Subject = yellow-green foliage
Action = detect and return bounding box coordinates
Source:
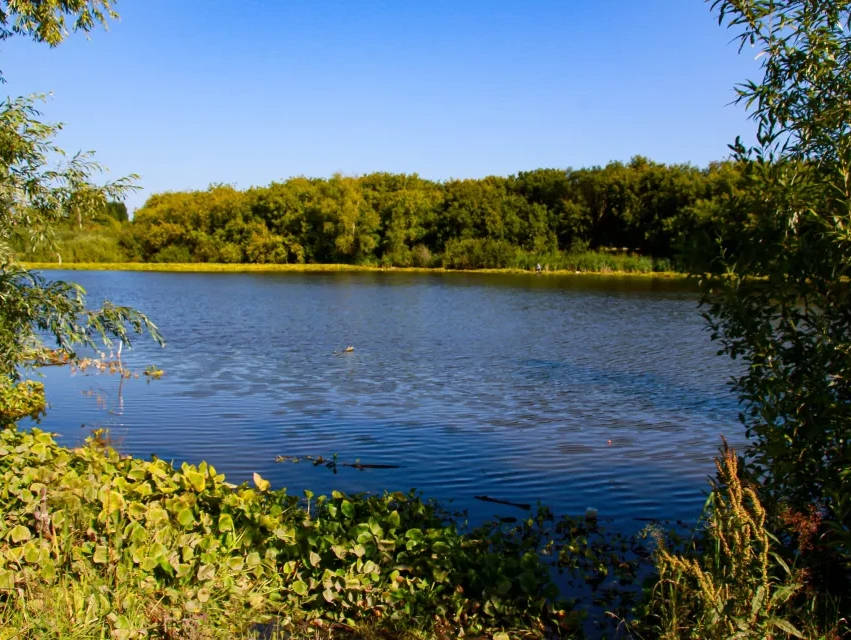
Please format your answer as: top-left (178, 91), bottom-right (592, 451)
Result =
top-left (0, 426), bottom-right (581, 639)
top-left (0, 381), bottom-right (45, 425)
top-left (649, 448), bottom-right (806, 639)
top-left (22, 261), bottom-right (685, 278)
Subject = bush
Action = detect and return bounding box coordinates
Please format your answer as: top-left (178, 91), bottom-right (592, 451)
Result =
top-left (152, 245), bottom-right (192, 263)
top-left (17, 228), bottom-right (129, 263)
top-left (441, 238), bottom-right (518, 269)
top-left (380, 248), bottom-right (411, 267)
top-left (218, 243), bottom-right (243, 264)
top-left (411, 244), bottom-right (432, 268)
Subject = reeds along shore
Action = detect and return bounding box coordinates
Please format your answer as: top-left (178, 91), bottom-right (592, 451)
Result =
top-left (20, 261), bottom-right (685, 277)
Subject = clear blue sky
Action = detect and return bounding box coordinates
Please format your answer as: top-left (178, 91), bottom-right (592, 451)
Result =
top-left (3, 0), bottom-right (759, 212)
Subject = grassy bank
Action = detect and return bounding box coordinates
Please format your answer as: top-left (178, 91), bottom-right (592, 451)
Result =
top-left (21, 261), bottom-right (686, 278)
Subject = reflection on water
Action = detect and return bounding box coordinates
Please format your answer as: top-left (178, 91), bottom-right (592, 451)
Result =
top-left (33, 270), bottom-right (745, 524)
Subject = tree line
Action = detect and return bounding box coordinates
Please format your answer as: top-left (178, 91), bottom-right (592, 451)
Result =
top-left (21, 157), bottom-right (746, 271)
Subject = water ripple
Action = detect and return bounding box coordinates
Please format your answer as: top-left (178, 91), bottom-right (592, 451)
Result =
top-left (34, 271), bottom-right (745, 524)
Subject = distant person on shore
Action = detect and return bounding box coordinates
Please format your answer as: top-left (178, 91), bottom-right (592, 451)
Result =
top-left (535, 263), bottom-right (542, 274)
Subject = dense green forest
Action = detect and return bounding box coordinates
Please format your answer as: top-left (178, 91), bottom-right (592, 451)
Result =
top-left (18, 157), bottom-right (745, 272)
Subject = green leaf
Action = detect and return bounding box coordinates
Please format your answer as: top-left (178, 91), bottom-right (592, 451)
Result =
top-left (24, 545), bottom-right (40, 564)
top-left (145, 507), bottom-right (168, 526)
top-left (184, 469), bottom-right (206, 492)
top-left (40, 559), bottom-right (56, 581)
top-left (9, 525), bottom-right (31, 543)
top-left (197, 564), bottom-right (215, 581)
top-left (253, 472), bottom-right (270, 492)
top-left (386, 510), bottom-right (400, 528)
top-left (127, 502), bottom-right (146, 519)
top-left (101, 490), bottom-right (125, 514)
top-left (93, 545), bottom-right (108, 564)
top-left (177, 508), bottom-right (195, 528)
top-left (291, 580), bottom-right (308, 596)
top-left (405, 528), bottom-right (423, 542)
top-left (519, 570), bottom-right (538, 593)
top-left (340, 500), bottom-right (354, 518)
top-left (0, 570), bottom-right (14, 590)
top-left (769, 618), bottom-right (804, 638)
top-left (218, 513), bottom-right (234, 533)
top-left (309, 551), bottom-right (321, 567)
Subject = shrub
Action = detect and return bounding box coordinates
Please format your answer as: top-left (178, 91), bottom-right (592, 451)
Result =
top-left (410, 244), bottom-right (432, 268)
top-left (152, 245), bottom-right (192, 263)
top-left (218, 243), bottom-right (243, 264)
top-left (441, 238), bottom-right (518, 269)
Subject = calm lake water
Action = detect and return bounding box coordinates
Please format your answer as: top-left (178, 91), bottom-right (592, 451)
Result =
top-left (32, 270), bottom-right (745, 525)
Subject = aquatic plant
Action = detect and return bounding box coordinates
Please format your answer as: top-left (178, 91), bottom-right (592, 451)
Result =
top-left (144, 365), bottom-right (164, 379)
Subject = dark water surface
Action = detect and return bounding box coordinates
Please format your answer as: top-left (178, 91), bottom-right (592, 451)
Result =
top-left (33, 270), bottom-right (745, 525)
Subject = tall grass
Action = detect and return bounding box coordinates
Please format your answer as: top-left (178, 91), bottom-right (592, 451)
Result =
top-left (644, 444), bottom-right (849, 639)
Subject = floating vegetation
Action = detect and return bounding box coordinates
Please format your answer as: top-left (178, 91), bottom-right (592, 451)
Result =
top-left (275, 454), bottom-right (400, 474)
top-left (144, 365), bottom-right (164, 379)
top-left (70, 357), bottom-right (132, 378)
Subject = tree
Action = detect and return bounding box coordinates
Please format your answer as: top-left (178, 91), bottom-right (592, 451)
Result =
top-left (102, 200), bottom-right (128, 223)
top-left (1, 1), bottom-right (161, 422)
top-left (702, 0), bottom-right (851, 596)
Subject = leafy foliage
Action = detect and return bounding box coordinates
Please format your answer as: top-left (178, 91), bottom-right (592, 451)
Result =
top-left (0, 0), bottom-right (116, 50)
top-left (0, 380), bottom-right (44, 427)
top-left (19, 161), bottom-right (750, 272)
top-left (0, 8), bottom-right (161, 394)
top-left (0, 425), bottom-right (597, 638)
top-left (0, 262), bottom-right (161, 381)
top-left (658, 0), bottom-right (851, 631)
top-left (691, 0), bottom-right (851, 601)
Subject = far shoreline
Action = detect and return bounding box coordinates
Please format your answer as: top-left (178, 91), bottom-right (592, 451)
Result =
top-left (22, 261), bottom-right (688, 279)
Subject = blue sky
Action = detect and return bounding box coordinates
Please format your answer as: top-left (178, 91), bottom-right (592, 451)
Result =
top-left (3, 0), bottom-right (759, 212)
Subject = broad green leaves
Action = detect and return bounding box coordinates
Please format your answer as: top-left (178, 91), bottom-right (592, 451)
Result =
top-left (0, 424), bottom-right (599, 638)
top-left (252, 472), bottom-right (270, 492)
top-left (8, 525), bottom-right (30, 543)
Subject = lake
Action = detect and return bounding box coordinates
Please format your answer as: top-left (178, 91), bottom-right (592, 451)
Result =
top-left (32, 270), bottom-right (745, 525)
